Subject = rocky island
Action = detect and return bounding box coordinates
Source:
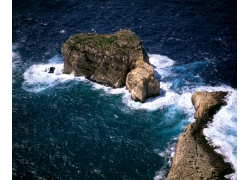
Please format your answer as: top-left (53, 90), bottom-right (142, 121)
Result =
top-left (61, 29), bottom-right (159, 102)
top-left (166, 91), bottom-right (234, 180)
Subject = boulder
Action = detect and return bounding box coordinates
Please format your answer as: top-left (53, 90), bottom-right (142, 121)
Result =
top-left (166, 91), bottom-right (234, 180)
top-left (126, 60), bottom-right (160, 102)
top-left (61, 29), bottom-right (149, 88)
top-left (48, 67), bottom-right (55, 73)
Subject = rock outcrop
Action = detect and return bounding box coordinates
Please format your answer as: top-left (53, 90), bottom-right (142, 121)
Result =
top-left (126, 60), bottom-right (160, 102)
top-left (166, 91), bottom-right (234, 180)
top-left (61, 29), bottom-right (149, 87)
top-left (61, 29), bottom-right (159, 102)
top-left (45, 67), bottom-right (56, 73)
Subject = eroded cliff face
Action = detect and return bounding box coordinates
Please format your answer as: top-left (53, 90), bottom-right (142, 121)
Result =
top-left (166, 91), bottom-right (234, 180)
top-left (61, 29), bottom-right (159, 102)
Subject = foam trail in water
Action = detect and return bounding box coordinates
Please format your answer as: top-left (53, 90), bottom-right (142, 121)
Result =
top-left (12, 43), bottom-right (21, 70)
top-left (72, 76), bottom-right (127, 96)
top-left (12, 43), bottom-right (22, 83)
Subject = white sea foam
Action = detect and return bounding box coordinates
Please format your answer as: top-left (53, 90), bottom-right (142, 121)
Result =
top-left (149, 54), bottom-right (174, 68)
top-left (148, 54), bottom-right (174, 79)
top-left (22, 55), bottom-right (74, 92)
top-left (154, 169), bottom-right (166, 180)
top-left (121, 82), bottom-right (178, 111)
top-left (76, 77), bottom-right (127, 95)
top-left (176, 92), bottom-right (195, 121)
top-left (203, 89), bottom-right (237, 179)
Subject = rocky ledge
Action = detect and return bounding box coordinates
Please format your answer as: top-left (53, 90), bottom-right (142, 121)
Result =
top-left (166, 91), bottom-right (234, 180)
top-left (61, 29), bottom-right (159, 102)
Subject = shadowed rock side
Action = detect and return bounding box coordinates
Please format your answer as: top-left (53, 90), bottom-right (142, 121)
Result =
top-left (166, 91), bottom-right (234, 180)
top-left (61, 29), bottom-right (150, 88)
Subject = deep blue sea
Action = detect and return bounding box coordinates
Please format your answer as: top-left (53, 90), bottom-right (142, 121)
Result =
top-left (12, 0), bottom-right (237, 179)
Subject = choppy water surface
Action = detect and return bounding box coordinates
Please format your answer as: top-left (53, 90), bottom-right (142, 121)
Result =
top-left (12, 0), bottom-right (236, 179)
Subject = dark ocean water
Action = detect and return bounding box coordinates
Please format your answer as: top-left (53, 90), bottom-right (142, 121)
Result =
top-left (12, 0), bottom-right (237, 179)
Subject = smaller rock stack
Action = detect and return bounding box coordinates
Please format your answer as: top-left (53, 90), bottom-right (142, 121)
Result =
top-left (126, 60), bottom-right (159, 102)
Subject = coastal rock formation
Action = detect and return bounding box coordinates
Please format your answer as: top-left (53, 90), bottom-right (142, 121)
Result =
top-left (166, 91), bottom-right (234, 180)
top-left (61, 29), bottom-right (160, 102)
top-left (61, 29), bottom-right (149, 88)
top-left (126, 60), bottom-right (160, 102)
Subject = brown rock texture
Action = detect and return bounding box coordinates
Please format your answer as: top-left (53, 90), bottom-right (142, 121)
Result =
top-left (166, 91), bottom-right (234, 180)
top-left (126, 60), bottom-right (160, 102)
top-left (61, 29), bottom-right (149, 88)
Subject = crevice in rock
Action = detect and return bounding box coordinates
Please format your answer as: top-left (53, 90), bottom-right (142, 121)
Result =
top-left (91, 57), bottom-right (105, 78)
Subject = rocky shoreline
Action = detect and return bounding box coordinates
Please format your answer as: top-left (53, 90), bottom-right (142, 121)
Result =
top-left (166, 91), bottom-right (234, 180)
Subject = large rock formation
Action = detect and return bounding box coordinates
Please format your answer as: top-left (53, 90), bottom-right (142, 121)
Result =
top-left (166, 91), bottom-right (234, 180)
top-left (126, 60), bottom-right (160, 102)
top-left (61, 29), bottom-right (149, 87)
top-left (61, 29), bottom-right (159, 102)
